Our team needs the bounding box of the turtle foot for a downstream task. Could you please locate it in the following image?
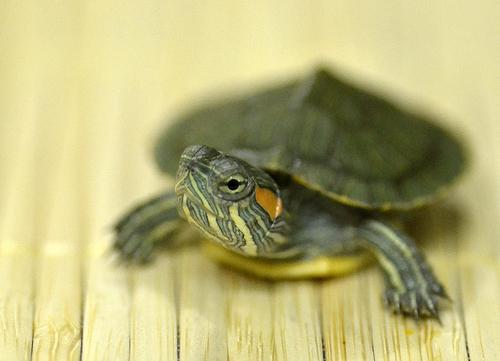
[113,228,156,264]
[112,191,181,264]
[383,283,449,321]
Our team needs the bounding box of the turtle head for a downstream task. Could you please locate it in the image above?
[175,145,286,257]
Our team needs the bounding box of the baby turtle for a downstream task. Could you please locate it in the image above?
[114,68,465,320]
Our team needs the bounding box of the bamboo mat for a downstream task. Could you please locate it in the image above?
[0,1,499,360]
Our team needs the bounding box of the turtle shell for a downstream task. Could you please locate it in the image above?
[155,68,465,210]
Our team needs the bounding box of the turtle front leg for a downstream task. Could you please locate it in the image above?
[113,191,185,263]
[357,220,448,320]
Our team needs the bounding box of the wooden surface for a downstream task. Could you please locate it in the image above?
[0,1,499,360]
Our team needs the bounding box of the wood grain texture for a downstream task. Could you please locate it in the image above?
[0,1,498,360]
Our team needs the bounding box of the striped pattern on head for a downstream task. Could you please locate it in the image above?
[175,145,287,257]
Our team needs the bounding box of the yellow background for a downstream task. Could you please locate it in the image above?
[0,1,498,360]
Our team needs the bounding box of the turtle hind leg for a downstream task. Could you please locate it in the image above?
[114,191,184,263]
[356,220,448,320]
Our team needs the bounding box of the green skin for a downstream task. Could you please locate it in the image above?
[115,144,448,320]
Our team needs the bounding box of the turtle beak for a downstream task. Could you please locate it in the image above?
[181,144,207,159]
[175,145,220,214]
[175,145,220,191]
[181,144,219,162]
[174,161,190,222]
[174,149,192,217]
[174,160,189,195]
[175,145,204,193]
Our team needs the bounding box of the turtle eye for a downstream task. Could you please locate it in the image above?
[227,178,241,191]
[219,175,248,194]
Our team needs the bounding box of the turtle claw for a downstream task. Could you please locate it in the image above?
[384,285,447,321]
[429,281,450,300]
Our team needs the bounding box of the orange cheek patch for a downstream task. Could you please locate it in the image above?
[255,187,283,221]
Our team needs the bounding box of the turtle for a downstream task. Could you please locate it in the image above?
[114,68,466,320]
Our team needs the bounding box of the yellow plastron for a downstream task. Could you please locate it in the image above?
[202,241,373,280]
